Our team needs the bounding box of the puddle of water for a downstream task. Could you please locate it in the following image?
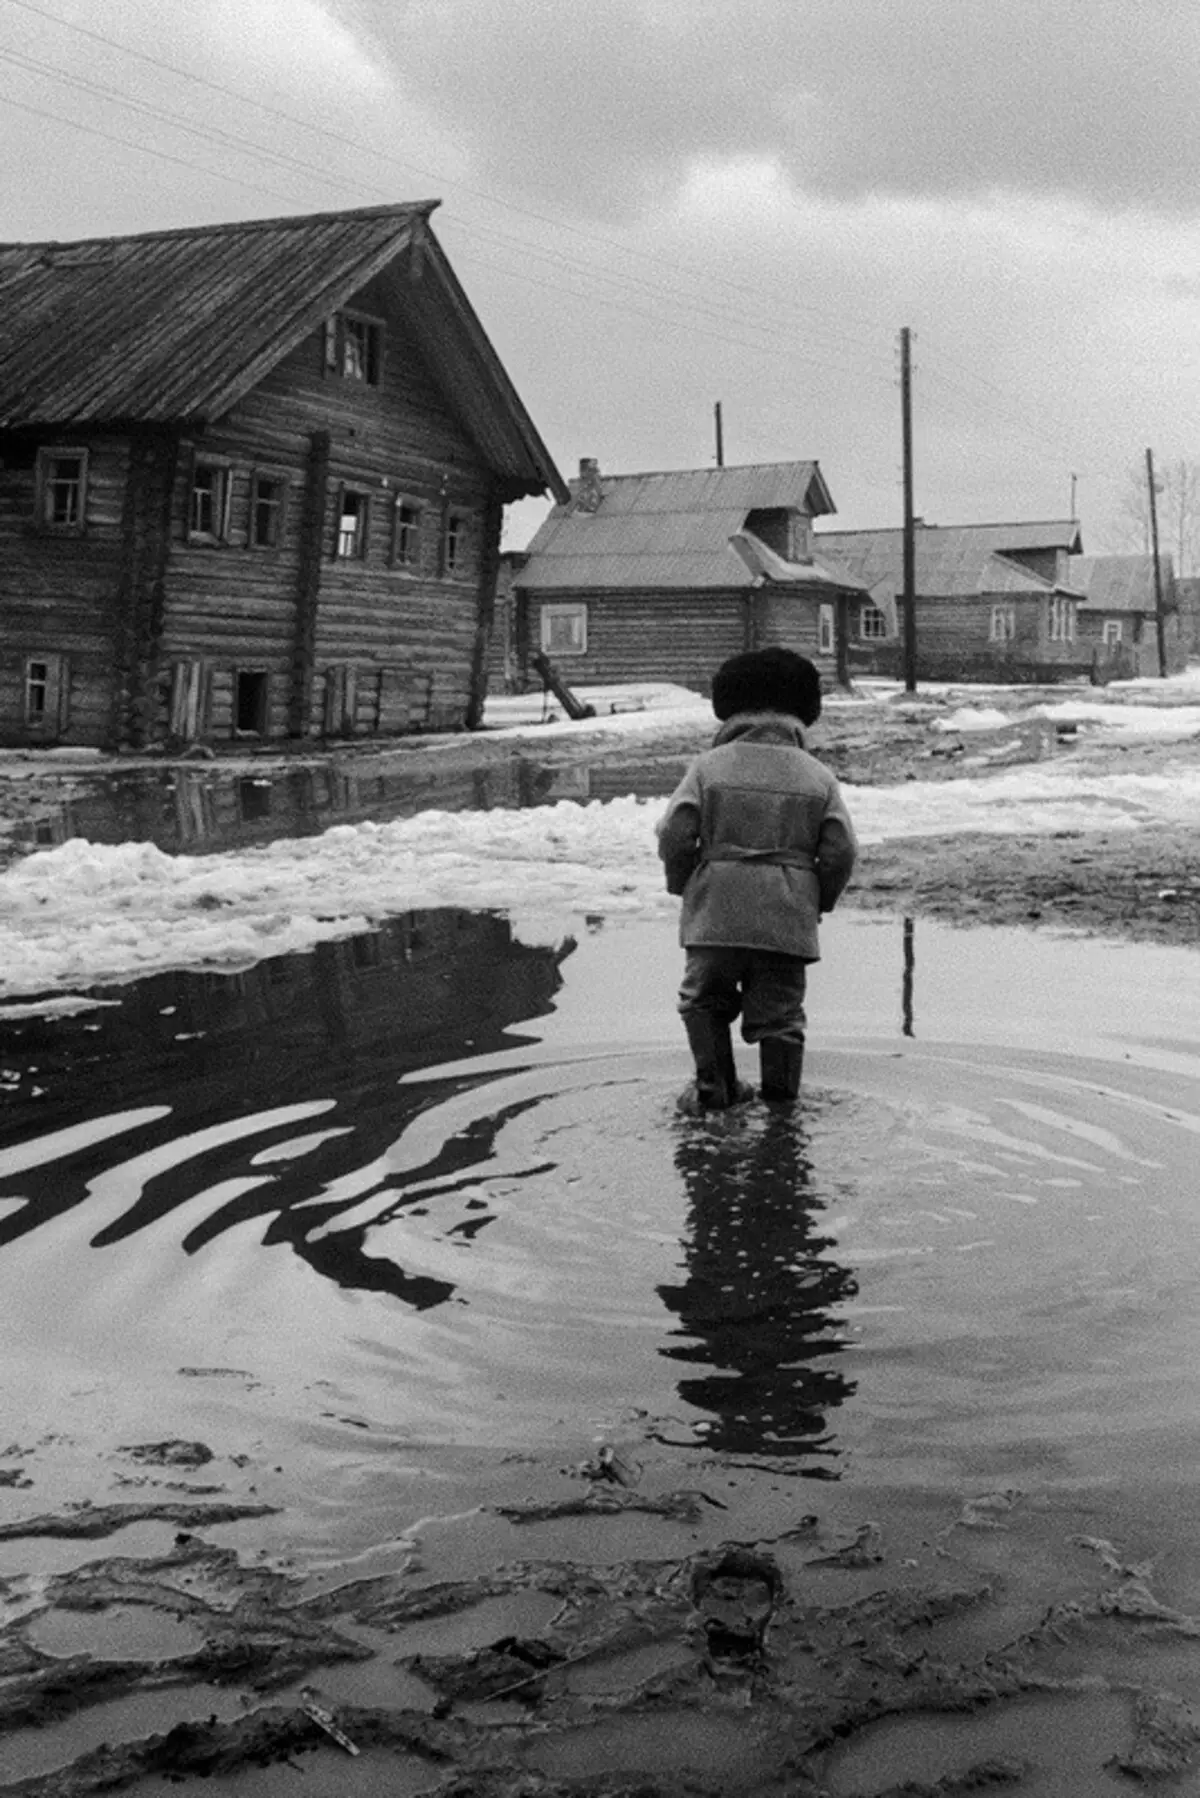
[563,1637,690,1695]
[2,913,1200,1527]
[26,1603,205,1661]
[526,1709,784,1788]
[0,1522,183,1581]
[0,1684,248,1784]
[820,1689,1132,1797]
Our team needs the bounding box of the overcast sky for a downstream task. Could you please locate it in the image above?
[2,0,1197,554]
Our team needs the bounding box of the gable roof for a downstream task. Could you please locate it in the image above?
[0,202,566,500]
[1069,553,1173,612]
[816,521,1085,602]
[517,461,843,592]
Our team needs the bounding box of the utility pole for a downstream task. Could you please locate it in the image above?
[713,401,724,468]
[1070,472,1077,519]
[1146,447,1167,677]
[900,328,917,692]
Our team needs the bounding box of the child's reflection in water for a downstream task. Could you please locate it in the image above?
[658,1114,857,1463]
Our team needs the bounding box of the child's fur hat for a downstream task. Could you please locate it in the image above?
[711,647,822,726]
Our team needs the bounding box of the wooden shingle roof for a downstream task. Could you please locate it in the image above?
[0,202,566,500]
[817,521,1084,601]
[517,461,839,591]
[1069,553,1173,612]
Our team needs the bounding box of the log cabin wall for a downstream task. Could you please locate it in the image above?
[0,432,129,746]
[518,587,752,694]
[154,266,501,745]
[846,590,1097,682]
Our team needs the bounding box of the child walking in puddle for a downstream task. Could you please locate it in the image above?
[656,647,858,1109]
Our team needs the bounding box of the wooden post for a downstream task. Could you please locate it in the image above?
[290,429,330,736]
[466,491,503,729]
[901,327,917,693]
[1146,446,1167,678]
[111,427,180,749]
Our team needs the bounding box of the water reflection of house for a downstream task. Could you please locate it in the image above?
[0,911,573,1158]
[510,459,869,695]
[0,205,565,751]
[821,519,1094,682]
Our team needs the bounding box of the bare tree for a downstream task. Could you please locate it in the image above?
[1107,458,1200,576]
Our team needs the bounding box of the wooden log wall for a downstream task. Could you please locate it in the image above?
[517,588,751,693]
[154,264,502,744]
[0,433,128,746]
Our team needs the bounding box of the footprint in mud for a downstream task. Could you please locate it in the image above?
[690,1546,783,1660]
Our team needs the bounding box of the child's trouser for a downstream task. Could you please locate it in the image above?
[678,947,807,1103]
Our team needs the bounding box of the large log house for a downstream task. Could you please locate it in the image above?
[0,203,566,749]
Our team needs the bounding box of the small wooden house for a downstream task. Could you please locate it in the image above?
[0,203,566,749]
[1069,553,1184,678]
[510,459,869,694]
[819,520,1090,682]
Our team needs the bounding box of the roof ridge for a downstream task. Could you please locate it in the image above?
[0,200,440,255]
[569,458,818,483]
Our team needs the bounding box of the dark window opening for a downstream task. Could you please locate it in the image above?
[25,660,49,721]
[326,312,383,386]
[393,501,421,566]
[336,489,368,559]
[251,475,285,548]
[191,462,230,539]
[445,512,464,573]
[44,456,84,526]
[235,670,269,735]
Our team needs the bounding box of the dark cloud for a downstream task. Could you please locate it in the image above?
[354,0,1200,218]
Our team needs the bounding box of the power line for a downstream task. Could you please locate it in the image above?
[0,0,891,348]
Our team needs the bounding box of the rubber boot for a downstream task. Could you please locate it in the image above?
[683,1013,738,1110]
[759,1038,804,1102]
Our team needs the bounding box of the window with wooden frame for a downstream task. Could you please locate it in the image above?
[334,486,370,559]
[324,311,384,387]
[539,603,587,656]
[1048,595,1077,642]
[443,510,473,575]
[1102,618,1123,645]
[35,447,88,531]
[249,471,289,549]
[859,603,888,639]
[990,604,1016,642]
[391,498,423,568]
[818,604,835,655]
[189,457,232,542]
[24,653,69,730]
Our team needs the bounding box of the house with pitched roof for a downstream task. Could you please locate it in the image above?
[816,520,1091,682]
[509,458,869,695]
[1069,553,1184,678]
[0,203,565,749]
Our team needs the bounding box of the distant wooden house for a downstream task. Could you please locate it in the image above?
[0,203,565,749]
[1069,553,1184,678]
[819,520,1090,682]
[510,459,869,695]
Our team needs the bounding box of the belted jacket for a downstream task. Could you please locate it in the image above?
[655,712,858,961]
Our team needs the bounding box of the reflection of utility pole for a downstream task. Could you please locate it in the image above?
[1146,447,1167,678]
[902,916,915,1038]
[900,328,917,693]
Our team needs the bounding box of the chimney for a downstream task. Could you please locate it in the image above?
[575,457,603,513]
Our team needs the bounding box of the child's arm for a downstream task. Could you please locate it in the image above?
[656,767,703,896]
[815,784,858,914]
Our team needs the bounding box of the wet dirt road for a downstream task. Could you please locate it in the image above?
[4,910,1200,1795]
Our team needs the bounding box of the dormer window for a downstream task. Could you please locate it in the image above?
[744,507,808,560]
[324,311,383,386]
